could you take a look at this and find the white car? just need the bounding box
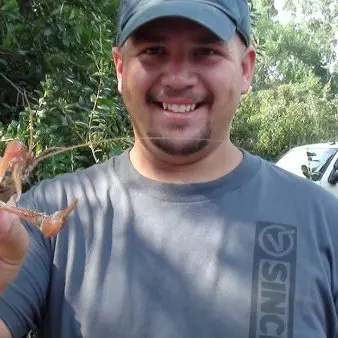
[275,142,338,198]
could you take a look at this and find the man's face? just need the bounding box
[113,17,255,159]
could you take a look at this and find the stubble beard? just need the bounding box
[146,125,211,156]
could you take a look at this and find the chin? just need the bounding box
[147,124,212,156]
[151,137,209,157]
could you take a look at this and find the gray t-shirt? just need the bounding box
[1,149,338,338]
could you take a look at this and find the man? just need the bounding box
[1,0,338,337]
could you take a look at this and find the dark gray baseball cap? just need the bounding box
[116,0,251,47]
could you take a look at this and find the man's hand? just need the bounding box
[0,319,11,338]
[0,209,29,294]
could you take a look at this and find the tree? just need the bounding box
[231,0,338,160]
[0,0,132,187]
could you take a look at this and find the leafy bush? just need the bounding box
[0,0,132,190]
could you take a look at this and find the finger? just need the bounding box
[0,155,9,185]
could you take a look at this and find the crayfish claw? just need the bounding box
[0,198,78,238]
[39,199,79,237]
[12,164,24,202]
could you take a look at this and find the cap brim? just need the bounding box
[117,1,236,47]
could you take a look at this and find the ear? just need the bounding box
[240,46,256,95]
[112,46,123,94]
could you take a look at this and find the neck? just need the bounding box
[129,141,243,184]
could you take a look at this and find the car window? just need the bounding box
[276,148,308,177]
[306,148,338,181]
[276,146,338,181]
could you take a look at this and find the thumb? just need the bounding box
[0,210,29,292]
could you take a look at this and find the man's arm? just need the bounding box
[0,319,12,338]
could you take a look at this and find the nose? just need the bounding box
[160,57,198,90]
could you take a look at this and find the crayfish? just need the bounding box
[0,139,78,238]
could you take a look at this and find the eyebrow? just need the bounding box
[192,35,223,45]
[132,33,166,44]
[132,32,224,46]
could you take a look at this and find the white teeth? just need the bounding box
[161,103,197,113]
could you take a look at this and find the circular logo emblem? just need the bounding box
[258,224,295,258]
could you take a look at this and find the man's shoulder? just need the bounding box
[33,157,113,188]
[19,152,127,209]
[37,151,127,186]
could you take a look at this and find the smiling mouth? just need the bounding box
[152,101,204,113]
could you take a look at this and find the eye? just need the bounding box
[194,48,218,57]
[143,46,166,56]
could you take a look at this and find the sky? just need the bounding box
[274,0,293,24]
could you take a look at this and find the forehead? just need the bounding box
[131,17,222,43]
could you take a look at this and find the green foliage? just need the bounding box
[233,81,338,160]
[0,0,132,187]
[231,0,338,160]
